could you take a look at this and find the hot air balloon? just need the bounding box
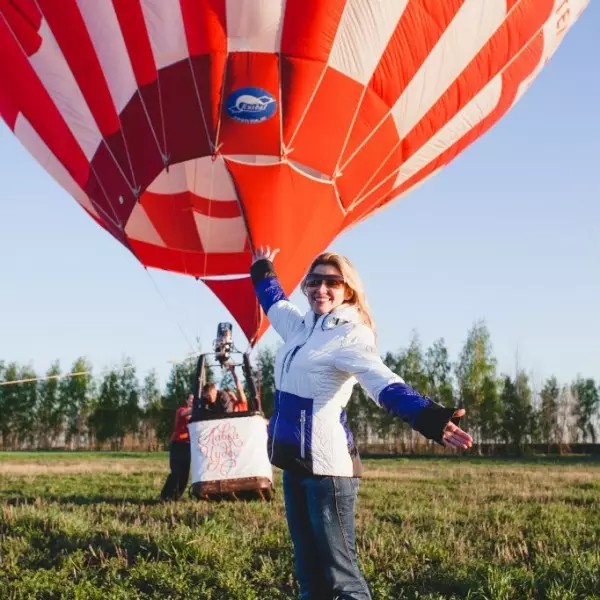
[0,0,589,345]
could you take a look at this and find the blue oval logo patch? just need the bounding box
[226,87,277,124]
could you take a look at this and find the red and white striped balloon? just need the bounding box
[0,0,589,343]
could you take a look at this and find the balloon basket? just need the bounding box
[188,413,274,503]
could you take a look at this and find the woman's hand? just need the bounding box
[442,408,473,449]
[252,245,280,264]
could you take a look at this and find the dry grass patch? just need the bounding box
[0,460,165,475]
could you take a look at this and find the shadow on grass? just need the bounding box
[24,528,186,570]
[1,490,276,507]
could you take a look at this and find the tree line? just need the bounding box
[1,321,598,453]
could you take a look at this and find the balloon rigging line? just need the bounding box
[116,123,139,194]
[187,56,213,151]
[142,266,197,354]
[0,364,136,388]
[333,83,369,179]
[285,0,352,150]
[88,162,124,230]
[212,57,229,154]
[285,60,329,150]
[99,137,138,197]
[155,69,169,163]
[136,88,168,160]
[186,52,219,283]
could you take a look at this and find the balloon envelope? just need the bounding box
[0,0,589,343]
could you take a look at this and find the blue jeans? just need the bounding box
[282,471,372,600]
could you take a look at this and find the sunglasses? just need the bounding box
[304,274,345,289]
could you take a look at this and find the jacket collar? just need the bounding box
[304,304,362,329]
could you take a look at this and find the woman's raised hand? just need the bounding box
[441,408,473,450]
[252,245,280,264]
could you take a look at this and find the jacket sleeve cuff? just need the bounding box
[250,259,276,284]
[412,402,460,446]
[250,259,288,314]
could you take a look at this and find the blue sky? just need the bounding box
[1,7,598,393]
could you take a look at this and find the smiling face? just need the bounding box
[304,263,349,315]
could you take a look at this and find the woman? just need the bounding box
[160,392,193,501]
[250,246,472,600]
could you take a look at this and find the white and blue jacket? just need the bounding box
[251,260,456,477]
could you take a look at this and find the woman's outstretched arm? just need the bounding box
[250,245,305,342]
[335,325,472,449]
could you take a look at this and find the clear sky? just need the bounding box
[1,6,598,393]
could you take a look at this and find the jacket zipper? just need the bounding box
[285,316,319,373]
[300,410,306,459]
[270,316,320,463]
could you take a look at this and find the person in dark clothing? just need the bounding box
[199,382,226,415]
[160,393,193,500]
[215,389,233,413]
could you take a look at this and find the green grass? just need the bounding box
[1,453,599,599]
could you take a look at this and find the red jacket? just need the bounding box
[171,407,191,442]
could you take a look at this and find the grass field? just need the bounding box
[1,452,599,599]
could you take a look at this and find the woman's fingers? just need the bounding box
[443,433,470,449]
[252,245,280,263]
[444,408,473,448]
[445,422,472,440]
[443,437,464,449]
[443,417,473,449]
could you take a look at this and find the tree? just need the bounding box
[394,333,428,394]
[480,376,502,445]
[256,347,276,418]
[500,372,534,452]
[141,369,161,408]
[540,376,560,447]
[59,358,95,449]
[571,377,599,443]
[557,384,578,447]
[385,334,428,451]
[141,369,162,450]
[0,362,20,448]
[425,338,454,406]
[119,362,141,443]
[89,369,122,447]
[155,359,198,446]
[455,321,497,443]
[10,364,38,448]
[88,361,141,449]
[37,361,64,448]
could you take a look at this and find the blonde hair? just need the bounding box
[301,252,375,331]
